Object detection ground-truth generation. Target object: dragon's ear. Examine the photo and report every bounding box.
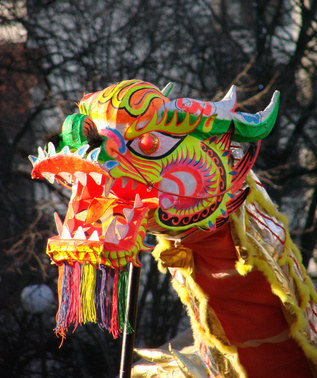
[62,114,96,149]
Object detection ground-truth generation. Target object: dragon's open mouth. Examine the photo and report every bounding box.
[30,144,158,269]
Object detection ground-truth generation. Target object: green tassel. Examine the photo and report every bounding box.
[118,268,133,334]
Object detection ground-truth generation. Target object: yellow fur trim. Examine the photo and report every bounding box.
[230,212,253,275]
[171,268,248,377]
[152,236,247,376]
[152,236,172,273]
[240,174,317,364]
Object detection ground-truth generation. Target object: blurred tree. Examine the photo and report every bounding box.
[0,0,316,376]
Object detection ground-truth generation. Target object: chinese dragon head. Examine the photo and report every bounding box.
[30,80,279,339]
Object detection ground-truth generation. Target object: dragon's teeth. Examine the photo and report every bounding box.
[43,172,55,184]
[74,226,86,240]
[74,171,87,186]
[121,177,129,188]
[87,147,101,161]
[116,223,129,240]
[28,155,38,166]
[104,217,119,244]
[59,172,73,184]
[61,226,72,239]
[38,146,45,159]
[89,172,103,185]
[54,212,63,235]
[104,178,114,197]
[89,230,100,241]
[123,208,134,222]
[76,144,90,156]
[134,193,143,209]
[47,142,56,156]
[132,181,139,190]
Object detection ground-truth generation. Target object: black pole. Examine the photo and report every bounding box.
[119,252,143,378]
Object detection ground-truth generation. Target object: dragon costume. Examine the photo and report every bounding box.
[30,80,317,377]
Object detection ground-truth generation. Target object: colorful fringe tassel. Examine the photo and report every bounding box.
[55,262,133,340]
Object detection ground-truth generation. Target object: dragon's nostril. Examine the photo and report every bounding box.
[104,138,119,158]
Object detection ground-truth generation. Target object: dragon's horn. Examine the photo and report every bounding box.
[161,82,174,97]
[230,91,280,142]
[161,87,280,142]
[163,85,237,114]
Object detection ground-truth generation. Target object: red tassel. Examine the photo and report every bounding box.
[110,268,120,338]
[55,264,66,342]
[68,262,81,332]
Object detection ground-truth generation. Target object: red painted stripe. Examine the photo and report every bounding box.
[246,209,285,245]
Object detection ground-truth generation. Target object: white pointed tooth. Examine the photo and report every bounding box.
[88,230,100,241]
[74,171,87,186]
[89,172,103,185]
[104,178,114,197]
[74,226,86,240]
[59,172,72,184]
[87,147,101,161]
[121,177,129,188]
[54,212,63,235]
[116,223,129,240]
[123,208,134,222]
[104,217,120,244]
[134,193,143,209]
[47,142,56,156]
[61,226,72,239]
[60,145,71,154]
[38,146,45,159]
[28,155,38,166]
[43,172,55,184]
[76,144,90,156]
[132,181,139,190]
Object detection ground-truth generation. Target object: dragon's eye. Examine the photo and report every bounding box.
[139,133,160,154]
[127,132,186,160]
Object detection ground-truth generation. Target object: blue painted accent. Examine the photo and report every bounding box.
[104,160,119,169]
[90,148,100,161]
[77,145,90,156]
[29,155,37,165]
[227,193,235,198]
[48,142,56,155]
[221,209,227,216]
[229,171,238,175]
[105,127,126,154]
[61,145,70,154]
[237,112,260,124]
[208,220,213,228]
[38,147,45,159]
[222,151,230,157]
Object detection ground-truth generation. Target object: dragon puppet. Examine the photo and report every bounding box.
[30,80,317,377]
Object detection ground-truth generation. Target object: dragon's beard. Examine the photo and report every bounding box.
[47,174,156,269]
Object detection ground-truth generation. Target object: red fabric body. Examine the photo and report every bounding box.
[182,223,312,377]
